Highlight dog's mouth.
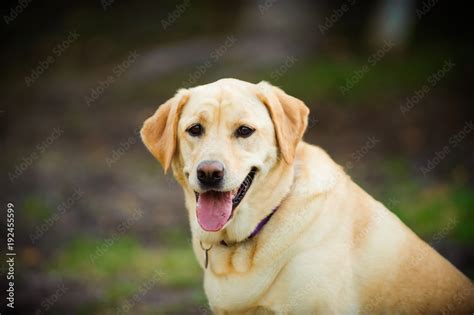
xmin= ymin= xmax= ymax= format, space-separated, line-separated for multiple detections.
xmin=194 ymin=167 xmax=257 ymax=232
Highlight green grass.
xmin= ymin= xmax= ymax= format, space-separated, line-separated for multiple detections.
xmin=260 ymin=53 xmax=447 ymax=103
xmin=48 ymin=236 xmax=201 ymax=286
xmin=99 ymin=48 xmax=454 ymax=111
xmin=357 ymin=157 xmax=474 ymax=243
xmin=22 ymin=195 xmax=54 ymax=222
xmin=389 ymin=185 xmax=474 ymax=242
xmin=46 ymin=234 xmax=203 ymax=312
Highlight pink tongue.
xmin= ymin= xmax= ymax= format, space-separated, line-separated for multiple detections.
xmin=196 ymin=191 xmax=233 ymax=231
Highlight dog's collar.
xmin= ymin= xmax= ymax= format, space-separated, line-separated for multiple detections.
xmin=200 ymin=207 xmax=278 ymax=269
xmin=221 ymin=207 xmax=278 ymax=246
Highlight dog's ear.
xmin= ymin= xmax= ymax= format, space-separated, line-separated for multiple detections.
xmin=256 ymin=82 xmax=309 ymax=164
xmin=140 ymin=89 xmax=190 ymax=173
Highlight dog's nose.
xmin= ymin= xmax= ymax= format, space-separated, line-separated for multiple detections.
xmin=197 ymin=160 xmax=224 ymax=187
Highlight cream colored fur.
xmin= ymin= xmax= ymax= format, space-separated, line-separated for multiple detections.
xmin=141 ymin=78 xmax=474 ymax=314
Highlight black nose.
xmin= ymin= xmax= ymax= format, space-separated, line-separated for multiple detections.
xmin=197 ymin=160 xmax=224 ymax=187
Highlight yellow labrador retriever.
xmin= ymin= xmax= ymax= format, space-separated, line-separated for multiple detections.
xmin=141 ymin=78 xmax=473 ymax=314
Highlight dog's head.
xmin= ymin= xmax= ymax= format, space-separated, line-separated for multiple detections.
xmin=141 ymin=79 xmax=309 ymax=243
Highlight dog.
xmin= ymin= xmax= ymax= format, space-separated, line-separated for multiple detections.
xmin=141 ymin=78 xmax=473 ymax=314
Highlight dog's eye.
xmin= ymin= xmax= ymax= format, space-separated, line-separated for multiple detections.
xmin=235 ymin=125 xmax=255 ymax=138
xmin=186 ymin=124 xmax=204 ymax=137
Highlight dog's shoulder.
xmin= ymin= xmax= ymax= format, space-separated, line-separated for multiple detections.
xmin=292 ymin=142 xmax=348 ymax=196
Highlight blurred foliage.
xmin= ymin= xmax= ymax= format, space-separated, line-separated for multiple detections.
xmin=47 ymin=235 xmax=203 ymax=313
xmin=260 ymin=52 xmax=448 ymax=103
xmin=357 ymin=157 xmax=474 ymax=242
xmin=48 ymin=236 xmax=201 ymax=286
xmin=22 ymin=195 xmax=54 ymax=222
xmin=3 ymin=0 xmax=472 ymax=313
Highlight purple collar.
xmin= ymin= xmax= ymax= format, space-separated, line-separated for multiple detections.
xmin=220 ymin=207 xmax=278 ymax=246
xmin=202 ymin=207 xmax=279 ymax=268
xmin=247 ymin=207 xmax=278 ymax=239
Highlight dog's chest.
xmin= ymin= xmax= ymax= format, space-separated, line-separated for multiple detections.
xmin=203 ymin=242 xmax=285 ymax=311
xmin=200 ymin=231 xmax=360 ymax=313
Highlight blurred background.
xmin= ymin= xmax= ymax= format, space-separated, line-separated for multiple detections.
xmin=1 ymin=0 xmax=473 ymax=313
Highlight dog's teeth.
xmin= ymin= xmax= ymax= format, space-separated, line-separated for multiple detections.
xmin=231 ymin=168 xmax=257 ymax=209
